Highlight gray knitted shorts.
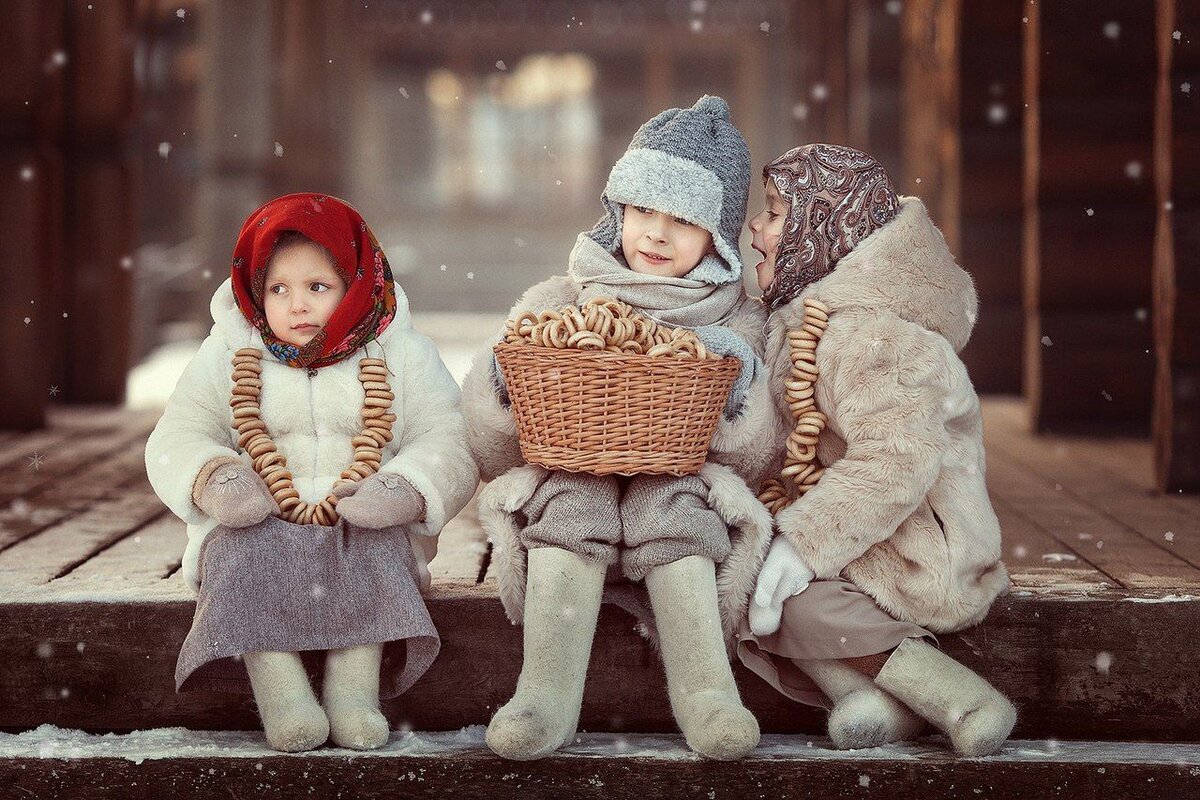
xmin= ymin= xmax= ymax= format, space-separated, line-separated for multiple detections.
xmin=519 ymin=470 xmax=732 ymax=581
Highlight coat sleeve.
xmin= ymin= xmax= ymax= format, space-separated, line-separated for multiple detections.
xmin=379 ymin=332 xmax=480 ymax=539
xmin=775 ymin=310 xmax=954 ymax=579
xmin=144 ymin=333 xmax=240 ymax=524
xmin=707 ymin=299 xmax=775 ymax=482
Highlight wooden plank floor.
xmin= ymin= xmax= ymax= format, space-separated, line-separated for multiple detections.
xmin=1 ymin=399 xmax=1198 ymax=740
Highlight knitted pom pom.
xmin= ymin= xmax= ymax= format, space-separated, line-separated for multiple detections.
xmin=692 ymin=94 xmax=731 ymax=120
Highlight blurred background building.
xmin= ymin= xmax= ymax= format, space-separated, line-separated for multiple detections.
xmin=2 ymin=0 xmax=1196 ymax=490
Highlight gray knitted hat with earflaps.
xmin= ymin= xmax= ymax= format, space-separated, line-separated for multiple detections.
xmin=585 ymin=95 xmax=751 ymax=286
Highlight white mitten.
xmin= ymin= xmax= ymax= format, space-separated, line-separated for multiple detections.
xmin=748 ymin=536 xmax=815 ymax=637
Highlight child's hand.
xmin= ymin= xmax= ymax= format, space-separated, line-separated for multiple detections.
xmin=193 ymin=459 xmax=279 ymax=529
xmin=334 ymin=473 xmax=426 ymax=530
xmin=748 ymin=536 xmax=814 ymax=636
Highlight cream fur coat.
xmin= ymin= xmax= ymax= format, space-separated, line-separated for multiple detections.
xmin=145 ymin=279 xmax=479 ymax=592
xmin=460 ymin=275 xmax=775 ymax=648
xmin=764 ymin=197 xmax=1009 ymax=634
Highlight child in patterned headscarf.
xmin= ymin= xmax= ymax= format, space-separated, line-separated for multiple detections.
xmin=740 ymin=144 xmax=1017 ymax=757
xmin=145 ymin=193 xmax=478 ymax=753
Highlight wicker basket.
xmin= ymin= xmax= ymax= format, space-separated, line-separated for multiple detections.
xmin=494 ymin=342 xmax=740 ymax=476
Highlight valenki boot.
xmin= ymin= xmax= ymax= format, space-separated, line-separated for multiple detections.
xmin=486 ymin=546 xmax=606 ymax=760
xmin=645 ymin=555 xmax=760 ymax=760
xmin=874 ymin=637 xmax=1016 ymax=756
xmin=796 ymin=657 xmax=924 ymax=749
xmin=244 ymin=650 xmax=330 ymax=752
xmin=323 ymin=643 xmax=390 ymax=750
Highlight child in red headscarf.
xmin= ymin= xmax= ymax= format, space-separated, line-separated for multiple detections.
xmin=145 ymin=194 xmax=478 ymax=752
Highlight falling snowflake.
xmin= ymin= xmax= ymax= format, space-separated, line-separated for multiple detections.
xmin=311 ymin=583 xmax=326 ymax=600
xmin=811 ymin=83 xmax=829 ymax=101
xmin=514 ymin=237 xmax=525 ymax=247
xmin=48 ymin=51 xmax=67 ymax=69
xmin=48 ymin=386 xmax=59 ymax=397
xmin=1041 ymin=335 xmax=1053 ymax=347
xmin=274 ymin=142 xmax=284 ymax=158
xmin=466 ymin=272 xmax=475 ymax=280
xmin=495 ymin=60 xmax=507 ymax=71
xmin=1085 ymin=207 xmax=1095 ymax=216
xmin=760 ymin=21 xmax=770 ymax=33
xmin=20 ymin=165 xmax=34 ymax=181
xmin=439 ymin=264 xmax=447 ymax=272
xmin=1165 ymin=531 xmax=1175 ymax=542
xmin=176 ymin=8 xmax=186 ymax=19
xmin=1013 ymin=544 xmax=1028 ymax=558
xmin=158 ymin=142 xmax=172 ymax=160
xmin=859 ymin=775 xmax=871 ymax=787
xmin=1100 ymin=390 xmax=1113 ymax=402
xmin=987 ymin=103 xmax=1008 ymax=124
xmin=1125 ymin=161 xmax=1143 ymax=180
xmin=1103 ymin=21 xmax=1120 ymax=40
xmin=690 ymin=18 xmax=703 ymax=32
xmin=792 ymin=102 xmax=810 ymax=121
xmin=23 ymin=316 xmax=31 ymax=325
xmin=120 ymin=255 xmax=134 ymax=270
xmin=1174 ymin=30 xmax=1182 ymax=41
xmin=37 ymin=642 xmax=53 ymax=658
xmin=27 ymin=452 xmax=44 ymax=470
xmin=886 ymin=0 xmax=902 ymax=15
xmin=1093 ymin=651 xmax=1113 ymax=674
xmin=1041 ymin=553 xmax=1077 ymax=563
xmin=76 ymin=642 xmax=85 ymax=653
xmin=398 ymin=86 xmax=409 ymax=99
xmin=59 ymin=687 xmax=70 ymax=699
xmin=1134 ymin=307 xmax=1148 ymax=321
xmin=915 ymin=177 xmax=922 ymax=184
xmin=1182 ymin=82 xmax=1192 ymax=95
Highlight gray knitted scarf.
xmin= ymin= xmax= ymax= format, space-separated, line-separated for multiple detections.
xmin=567 ymin=234 xmax=743 ymax=327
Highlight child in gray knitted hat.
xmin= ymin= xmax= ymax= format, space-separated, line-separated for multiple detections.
xmin=461 ymin=96 xmax=775 ymax=762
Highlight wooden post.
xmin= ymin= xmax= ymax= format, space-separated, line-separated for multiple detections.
xmin=0 ymin=2 xmax=64 ymax=429
xmin=901 ymin=0 xmax=960 ymax=253
xmin=1023 ymin=0 xmax=1157 ymax=434
xmin=1153 ymin=0 xmax=1200 ymax=491
xmin=958 ymin=1 xmax=1025 ymax=394
xmin=60 ymin=0 xmax=138 ymax=404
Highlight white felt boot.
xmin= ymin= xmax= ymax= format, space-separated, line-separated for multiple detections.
xmin=486 ymin=547 xmax=606 ymax=760
xmin=796 ymin=657 xmax=924 ymax=749
xmin=323 ymin=643 xmax=390 ymax=750
xmin=646 ymin=555 xmax=760 ymax=760
xmin=874 ymin=638 xmax=1017 ymax=756
xmin=244 ymin=650 xmax=330 ymax=752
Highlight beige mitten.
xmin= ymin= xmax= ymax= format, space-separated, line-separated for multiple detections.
xmin=333 ymin=473 xmax=425 ymax=529
xmin=192 ymin=457 xmax=279 ymax=528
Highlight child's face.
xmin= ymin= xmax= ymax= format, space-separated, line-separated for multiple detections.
xmin=748 ymin=178 xmax=789 ymax=292
xmin=621 ymin=205 xmax=713 ymax=279
xmin=263 ymin=243 xmax=347 ymax=347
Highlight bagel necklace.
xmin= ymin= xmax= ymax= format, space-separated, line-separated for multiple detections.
xmin=229 ymin=348 xmax=395 ymax=526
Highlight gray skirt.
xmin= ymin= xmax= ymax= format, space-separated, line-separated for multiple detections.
xmin=176 ymin=516 xmax=440 ymax=699
xmin=736 ymin=578 xmax=935 ymax=708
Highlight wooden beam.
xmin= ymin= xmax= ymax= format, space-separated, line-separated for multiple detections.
xmin=1153 ymin=0 xmax=1200 ymax=491
xmin=1023 ymin=0 xmax=1157 ymax=434
xmin=0 ymin=2 xmax=66 ymax=429
xmin=901 ymin=0 xmax=961 ymax=252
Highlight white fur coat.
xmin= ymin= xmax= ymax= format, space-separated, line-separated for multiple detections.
xmin=764 ymin=196 xmax=1009 ymax=634
xmin=144 ymin=279 xmax=479 ymax=592
xmin=460 ymin=276 xmax=775 ymax=648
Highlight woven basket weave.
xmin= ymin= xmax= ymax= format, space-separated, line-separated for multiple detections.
xmin=494 ymin=342 xmax=740 ymax=476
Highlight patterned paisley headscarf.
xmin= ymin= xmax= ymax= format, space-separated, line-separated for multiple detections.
xmin=230 ymin=193 xmax=397 ymax=369
xmin=761 ymin=143 xmax=899 ymax=311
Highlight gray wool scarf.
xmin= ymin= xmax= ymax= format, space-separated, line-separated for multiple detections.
xmin=568 ymin=234 xmax=744 ymax=328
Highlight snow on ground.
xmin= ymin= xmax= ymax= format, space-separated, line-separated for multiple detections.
xmin=2 ymin=726 xmax=1198 ymax=766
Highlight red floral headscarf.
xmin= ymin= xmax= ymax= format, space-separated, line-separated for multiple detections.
xmin=761 ymin=144 xmax=899 ymax=311
xmin=230 ymin=193 xmax=397 ymax=369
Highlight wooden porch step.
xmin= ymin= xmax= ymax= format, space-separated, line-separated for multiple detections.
xmin=2 ymin=402 xmax=1199 ymax=742
xmin=0 ymin=728 xmax=1196 ymax=799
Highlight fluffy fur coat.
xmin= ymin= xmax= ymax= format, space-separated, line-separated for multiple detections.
xmin=764 ymin=197 xmax=1009 ymax=634
xmin=145 ymin=279 xmax=479 ymax=592
xmin=460 ymin=275 xmax=776 ymax=648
